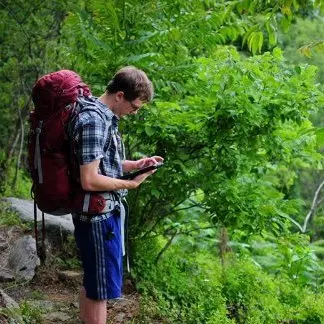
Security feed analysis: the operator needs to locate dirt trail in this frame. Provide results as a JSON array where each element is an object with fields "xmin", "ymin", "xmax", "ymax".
[{"xmin": 0, "ymin": 265, "xmax": 141, "ymax": 323}]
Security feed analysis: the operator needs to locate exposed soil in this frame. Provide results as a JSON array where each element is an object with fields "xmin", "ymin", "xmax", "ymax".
[
  {"xmin": 0, "ymin": 221, "xmax": 142, "ymax": 324},
  {"xmin": 0, "ymin": 265, "xmax": 141, "ymax": 323}
]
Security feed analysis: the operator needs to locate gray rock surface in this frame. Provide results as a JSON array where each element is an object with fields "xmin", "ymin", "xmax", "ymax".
[
  {"xmin": 28, "ymin": 300, "xmax": 55, "ymax": 312},
  {"xmin": 0, "ymin": 288, "xmax": 19, "ymax": 308},
  {"xmin": 0, "ymin": 238, "xmax": 8, "ymax": 252},
  {"xmin": 5, "ymin": 197, "xmax": 74, "ymax": 233},
  {"xmin": 8, "ymin": 235, "xmax": 40, "ymax": 281},
  {"xmin": 57, "ymin": 270, "xmax": 82, "ymax": 282},
  {"xmin": 0, "ymin": 268, "xmax": 15, "ymax": 282},
  {"xmin": 44, "ymin": 311, "xmax": 71, "ymax": 322}
]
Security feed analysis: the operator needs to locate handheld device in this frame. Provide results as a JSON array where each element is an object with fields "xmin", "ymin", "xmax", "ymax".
[{"xmin": 119, "ymin": 162, "xmax": 164, "ymax": 180}]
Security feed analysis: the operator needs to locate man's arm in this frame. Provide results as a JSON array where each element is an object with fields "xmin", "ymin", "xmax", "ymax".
[{"xmin": 80, "ymin": 159, "xmax": 154, "ymax": 191}]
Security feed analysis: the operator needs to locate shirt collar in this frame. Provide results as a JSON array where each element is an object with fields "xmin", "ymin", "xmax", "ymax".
[{"xmin": 95, "ymin": 97, "xmax": 120, "ymax": 126}]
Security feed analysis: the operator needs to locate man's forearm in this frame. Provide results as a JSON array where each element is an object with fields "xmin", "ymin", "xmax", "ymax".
[
  {"xmin": 81, "ymin": 172, "xmax": 136, "ymax": 191},
  {"xmin": 80, "ymin": 159, "xmax": 138, "ymax": 191}
]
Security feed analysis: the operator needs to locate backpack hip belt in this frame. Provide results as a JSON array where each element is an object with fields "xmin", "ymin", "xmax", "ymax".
[{"xmin": 82, "ymin": 192, "xmax": 120, "ymax": 214}]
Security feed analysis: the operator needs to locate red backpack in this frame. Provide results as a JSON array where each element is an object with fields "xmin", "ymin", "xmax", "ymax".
[
  {"xmin": 29, "ymin": 70, "xmax": 88, "ymax": 215},
  {"xmin": 29, "ymin": 69, "xmax": 110, "ymax": 215}
]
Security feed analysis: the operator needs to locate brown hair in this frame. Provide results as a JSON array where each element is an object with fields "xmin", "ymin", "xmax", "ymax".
[{"xmin": 106, "ymin": 66, "xmax": 154, "ymax": 102}]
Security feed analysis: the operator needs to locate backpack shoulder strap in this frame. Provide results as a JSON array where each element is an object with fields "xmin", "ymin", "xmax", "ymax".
[
  {"xmin": 75, "ymin": 95, "xmax": 112, "ymax": 153},
  {"xmin": 67, "ymin": 95, "xmax": 112, "ymax": 178}
]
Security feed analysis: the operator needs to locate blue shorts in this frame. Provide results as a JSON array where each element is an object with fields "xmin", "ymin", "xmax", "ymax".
[{"xmin": 73, "ymin": 210, "xmax": 123, "ymax": 300}]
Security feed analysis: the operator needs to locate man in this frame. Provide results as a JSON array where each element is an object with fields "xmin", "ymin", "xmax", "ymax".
[{"xmin": 72, "ymin": 66, "xmax": 163, "ymax": 324}]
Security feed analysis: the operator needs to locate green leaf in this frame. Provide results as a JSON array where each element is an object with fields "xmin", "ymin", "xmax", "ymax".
[
  {"xmin": 144, "ymin": 125, "xmax": 155, "ymax": 136},
  {"xmin": 266, "ymin": 21, "xmax": 277, "ymax": 47},
  {"xmin": 126, "ymin": 53, "xmax": 160, "ymax": 63},
  {"xmin": 315, "ymin": 128, "xmax": 324, "ymax": 147},
  {"xmin": 248, "ymin": 31, "xmax": 263, "ymax": 54}
]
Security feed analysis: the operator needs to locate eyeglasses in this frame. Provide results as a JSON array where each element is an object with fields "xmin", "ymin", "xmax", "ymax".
[{"xmin": 129, "ymin": 101, "xmax": 141, "ymax": 112}]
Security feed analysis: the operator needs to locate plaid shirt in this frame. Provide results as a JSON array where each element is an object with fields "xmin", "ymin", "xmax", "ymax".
[{"xmin": 72, "ymin": 96, "xmax": 127, "ymax": 197}]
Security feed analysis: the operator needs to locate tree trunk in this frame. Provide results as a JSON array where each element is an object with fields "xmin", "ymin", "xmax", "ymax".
[{"xmin": 219, "ymin": 226, "xmax": 230, "ymax": 269}]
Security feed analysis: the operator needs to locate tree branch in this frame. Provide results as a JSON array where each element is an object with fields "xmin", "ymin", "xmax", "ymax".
[
  {"xmin": 142, "ymin": 225, "xmax": 218, "ymax": 240},
  {"xmin": 302, "ymin": 180, "xmax": 324, "ymax": 233},
  {"xmin": 155, "ymin": 231, "xmax": 177, "ymax": 263},
  {"xmin": 140, "ymin": 197, "xmax": 189, "ymax": 238}
]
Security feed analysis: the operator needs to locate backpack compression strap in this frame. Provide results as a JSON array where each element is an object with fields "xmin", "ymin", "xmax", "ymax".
[
  {"xmin": 34, "ymin": 121, "xmax": 43, "ymax": 184},
  {"xmin": 34, "ymin": 200, "xmax": 46, "ymax": 263}
]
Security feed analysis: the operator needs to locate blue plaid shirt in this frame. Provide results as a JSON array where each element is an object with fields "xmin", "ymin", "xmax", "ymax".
[{"xmin": 72, "ymin": 96, "xmax": 127, "ymax": 197}]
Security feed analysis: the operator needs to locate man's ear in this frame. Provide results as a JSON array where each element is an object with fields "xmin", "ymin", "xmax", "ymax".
[{"xmin": 115, "ymin": 91, "xmax": 125, "ymax": 102}]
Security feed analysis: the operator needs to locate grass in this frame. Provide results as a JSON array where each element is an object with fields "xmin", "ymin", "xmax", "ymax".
[{"xmin": 0, "ymin": 199, "xmax": 31, "ymax": 229}]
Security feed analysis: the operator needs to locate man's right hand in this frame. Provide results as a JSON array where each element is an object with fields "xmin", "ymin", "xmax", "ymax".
[
  {"xmin": 130, "ymin": 168, "xmax": 156, "ymax": 188},
  {"xmin": 128, "ymin": 155, "xmax": 163, "ymax": 188}
]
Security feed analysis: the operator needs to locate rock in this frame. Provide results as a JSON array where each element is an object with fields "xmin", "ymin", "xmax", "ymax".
[
  {"xmin": 8, "ymin": 235, "xmax": 40, "ymax": 281},
  {"xmin": 44, "ymin": 311, "xmax": 71, "ymax": 322},
  {"xmin": 0, "ymin": 289, "xmax": 19, "ymax": 308},
  {"xmin": 4, "ymin": 197, "xmax": 74, "ymax": 250},
  {"xmin": 115, "ymin": 312, "xmax": 126, "ymax": 322},
  {"xmin": 0, "ymin": 268, "xmax": 15, "ymax": 282},
  {"xmin": 4, "ymin": 197, "xmax": 73, "ymax": 233},
  {"xmin": 28, "ymin": 300, "xmax": 55, "ymax": 312},
  {"xmin": 7, "ymin": 226, "xmax": 22, "ymax": 242},
  {"xmin": 0, "ymin": 239, "xmax": 8, "ymax": 251},
  {"xmin": 57, "ymin": 270, "xmax": 82, "ymax": 285},
  {"xmin": 0, "ymin": 289, "xmax": 23, "ymax": 323}
]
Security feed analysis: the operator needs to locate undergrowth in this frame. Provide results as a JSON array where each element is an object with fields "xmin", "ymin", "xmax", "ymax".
[{"xmin": 131, "ymin": 238, "xmax": 324, "ymax": 323}]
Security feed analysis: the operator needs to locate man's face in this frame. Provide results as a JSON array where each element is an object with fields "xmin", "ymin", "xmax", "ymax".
[{"xmin": 115, "ymin": 92, "xmax": 144, "ymax": 117}]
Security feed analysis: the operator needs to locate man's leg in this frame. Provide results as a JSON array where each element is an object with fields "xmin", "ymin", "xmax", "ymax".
[
  {"xmin": 73, "ymin": 212, "xmax": 122, "ymax": 323},
  {"xmin": 80, "ymin": 286, "xmax": 107, "ymax": 324},
  {"xmin": 79, "ymin": 286, "xmax": 86, "ymax": 322}
]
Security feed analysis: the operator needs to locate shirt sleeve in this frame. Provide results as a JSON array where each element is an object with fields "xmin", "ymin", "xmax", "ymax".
[{"xmin": 74, "ymin": 117, "xmax": 110, "ymax": 165}]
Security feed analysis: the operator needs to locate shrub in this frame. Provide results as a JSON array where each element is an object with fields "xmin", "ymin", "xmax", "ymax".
[{"xmin": 132, "ymin": 239, "xmax": 228, "ymax": 323}]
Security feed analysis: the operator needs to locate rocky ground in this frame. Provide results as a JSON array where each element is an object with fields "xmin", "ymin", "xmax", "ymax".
[
  {"xmin": 0, "ymin": 199, "xmax": 169, "ymax": 324},
  {"xmin": 0, "ymin": 262, "xmax": 141, "ymax": 323},
  {"xmin": 0, "ymin": 224, "xmax": 141, "ymax": 324}
]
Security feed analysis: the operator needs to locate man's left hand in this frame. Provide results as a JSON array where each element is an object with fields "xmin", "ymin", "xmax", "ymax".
[{"xmin": 135, "ymin": 156, "xmax": 164, "ymax": 169}]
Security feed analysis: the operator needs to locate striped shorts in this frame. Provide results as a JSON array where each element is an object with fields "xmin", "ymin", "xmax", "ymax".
[{"xmin": 72, "ymin": 209, "xmax": 123, "ymax": 300}]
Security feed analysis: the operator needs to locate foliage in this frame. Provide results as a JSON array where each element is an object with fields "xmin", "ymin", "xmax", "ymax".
[
  {"xmin": 278, "ymin": 16, "xmax": 324, "ymax": 241},
  {"xmin": 0, "ymin": 200, "xmax": 30, "ymax": 229},
  {"xmin": 125, "ymin": 47, "xmax": 324, "ymax": 245},
  {"xmin": 0, "ymin": 0, "xmax": 80, "ymax": 193},
  {"xmin": 2, "ymin": 161, "xmax": 32, "ymax": 199},
  {"xmin": 52, "ymin": 235, "xmax": 81, "ymax": 270},
  {"xmin": 0, "ymin": 300, "xmax": 43, "ymax": 324},
  {"xmin": 132, "ymin": 239, "xmax": 228, "ymax": 323},
  {"xmin": 231, "ymin": 231, "xmax": 324, "ymax": 291},
  {"xmin": 222, "ymin": 255, "xmax": 324, "ymax": 323},
  {"xmin": 133, "ymin": 239, "xmax": 324, "ymax": 323},
  {"xmin": 53, "ymin": 256, "xmax": 81, "ymax": 271},
  {"xmin": 280, "ymin": 17, "xmax": 324, "ymax": 83}
]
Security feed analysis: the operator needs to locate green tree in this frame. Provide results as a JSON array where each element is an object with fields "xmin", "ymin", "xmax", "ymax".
[
  {"xmin": 57, "ymin": 0, "xmax": 324, "ymax": 244},
  {"xmin": 0, "ymin": 0, "xmax": 79, "ymax": 194},
  {"xmin": 280, "ymin": 16, "xmax": 324, "ymax": 83}
]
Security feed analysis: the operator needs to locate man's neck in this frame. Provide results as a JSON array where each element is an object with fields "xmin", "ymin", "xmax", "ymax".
[{"xmin": 99, "ymin": 93, "xmax": 118, "ymax": 115}]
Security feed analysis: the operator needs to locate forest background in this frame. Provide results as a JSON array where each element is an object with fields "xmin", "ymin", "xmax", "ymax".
[{"xmin": 1, "ymin": 0, "xmax": 324, "ymax": 323}]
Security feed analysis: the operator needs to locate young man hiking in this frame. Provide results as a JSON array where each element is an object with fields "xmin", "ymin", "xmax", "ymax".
[{"xmin": 71, "ymin": 66, "xmax": 163, "ymax": 324}]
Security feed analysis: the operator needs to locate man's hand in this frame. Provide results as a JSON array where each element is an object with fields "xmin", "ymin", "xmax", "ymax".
[
  {"xmin": 135, "ymin": 156, "xmax": 164, "ymax": 169},
  {"xmin": 129, "ymin": 156, "xmax": 164, "ymax": 188},
  {"xmin": 122, "ymin": 156, "xmax": 164, "ymax": 172},
  {"xmin": 130, "ymin": 169, "xmax": 156, "ymax": 187}
]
